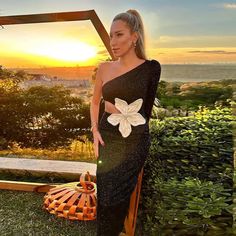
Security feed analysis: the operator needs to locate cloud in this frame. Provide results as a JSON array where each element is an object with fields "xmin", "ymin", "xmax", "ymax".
[
  {"xmin": 211, "ymin": 2, "xmax": 236, "ymax": 9},
  {"xmin": 223, "ymin": 3, "xmax": 236, "ymax": 9},
  {"xmin": 159, "ymin": 36, "xmax": 188, "ymax": 43},
  {"xmin": 188, "ymin": 50, "xmax": 236, "ymax": 55},
  {"xmin": 152, "ymin": 35, "xmax": 236, "ymax": 48}
]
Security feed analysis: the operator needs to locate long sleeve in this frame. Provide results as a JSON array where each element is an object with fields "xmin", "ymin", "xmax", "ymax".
[{"xmin": 144, "ymin": 60, "xmax": 161, "ymax": 122}]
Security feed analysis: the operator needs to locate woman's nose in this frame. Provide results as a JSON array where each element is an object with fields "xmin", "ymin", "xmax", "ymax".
[{"xmin": 110, "ymin": 37, "xmax": 117, "ymax": 47}]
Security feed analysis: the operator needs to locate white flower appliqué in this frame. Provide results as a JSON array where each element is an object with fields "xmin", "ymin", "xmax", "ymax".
[{"xmin": 107, "ymin": 98, "xmax": 146, "ymax": 138}]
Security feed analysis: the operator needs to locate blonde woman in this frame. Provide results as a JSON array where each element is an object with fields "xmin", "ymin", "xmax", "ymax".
[{"xmin": 90, "ymin": 9, "xmax": 161, "ymax": 236}]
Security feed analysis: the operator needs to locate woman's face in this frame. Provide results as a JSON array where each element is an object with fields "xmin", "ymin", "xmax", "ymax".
[{"xmin": 110, "ymin": 20, "xmax": 137, "ymax": 58}]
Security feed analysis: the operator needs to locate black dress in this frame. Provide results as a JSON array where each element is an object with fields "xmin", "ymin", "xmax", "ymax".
[{"xmin": 96, "ymin": 59, "xmax": 161, "ymax": 236}]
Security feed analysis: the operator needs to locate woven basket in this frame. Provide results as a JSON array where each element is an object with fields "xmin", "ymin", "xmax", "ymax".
[{"xmin": 43, "ymin": 171, "xmax": 97, "ymax": 221}]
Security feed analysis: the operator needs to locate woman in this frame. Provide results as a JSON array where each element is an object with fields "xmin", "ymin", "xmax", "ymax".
[{"xmin": 90, "ymin": 9, "xmax": 161, "ymax": 236}]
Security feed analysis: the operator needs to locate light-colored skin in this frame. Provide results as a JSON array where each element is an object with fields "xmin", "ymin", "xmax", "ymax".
[{"xmin": 90, "ymin": 19, "xmax": 146, "ymax": 158}]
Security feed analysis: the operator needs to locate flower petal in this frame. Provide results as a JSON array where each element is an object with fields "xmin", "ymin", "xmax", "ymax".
[
  {"xmin": 119, "ymin": 118, "xmax": 132, "ymax": 138},
  {"xmin": 114, "ymin": 98, "xmax": 128, "ymax": 114},
  {"xmin": 107, "ymin": 113, "xmax": 124, "ymax": 126},
  {"xmin": 127, "ymin": 98, "xmax": 143, "ymax": 113},
  {"xmin": 126, "ymin": 113, "xmax": 146, "ymax": 126}
]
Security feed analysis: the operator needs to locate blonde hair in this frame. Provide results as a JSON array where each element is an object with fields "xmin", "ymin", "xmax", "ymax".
[{"xmin": 113, "ymin": 9, "xmax": 147, "ymax": 60}]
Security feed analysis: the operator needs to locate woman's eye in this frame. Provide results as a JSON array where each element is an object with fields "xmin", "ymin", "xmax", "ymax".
[{"xmin": 110, "ymin": 33, "xmax": 123, "ymax": 39}]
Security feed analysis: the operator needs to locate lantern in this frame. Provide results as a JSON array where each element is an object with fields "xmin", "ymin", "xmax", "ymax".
[{"xmin": 43, "ymin": 171, "xmax": 97, "ymax": 221}]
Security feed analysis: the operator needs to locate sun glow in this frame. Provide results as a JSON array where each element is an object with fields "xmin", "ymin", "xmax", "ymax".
[{"xmin": 28, "ymin": 40, "xmax": 97, "ymax": 62}]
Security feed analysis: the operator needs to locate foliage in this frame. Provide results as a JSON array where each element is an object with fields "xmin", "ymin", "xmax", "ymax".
[
  {"xmin": 0, "ymin": 65, "xmax": 94, "ymax": 149},
  {"xmin": 157, "ymin": 79, "xmax": 234, "ymax": 109},
  {"xmin": 0, "ymin": 138, "xmax": 96, "ymax": 163},
  {"xmin": 0, "ymin": 84, "xmax": 91, "ymax": 149},
  {"xmin": 148, "ymin": 105, "xmax": 234, "ymax": 188},
  {"xmin": 143, "ymin": 177, "xmax": 232, "ymax": 235},
  {"xmin": 0, "ymin": 65, "xmax": 29, "ymax": 91},
  {"xmin": 141, "ymin": 105, "xmax": 235, "ymax": 235}
]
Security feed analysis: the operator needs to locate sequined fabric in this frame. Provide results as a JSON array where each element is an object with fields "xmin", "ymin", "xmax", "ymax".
[
  {"xmin": 97, "ymin": 129, "xmax": 151, "ymax": 206},
  {"xmin": 96, "ymin": 59, "xmax": 161, "ymax": 235}
]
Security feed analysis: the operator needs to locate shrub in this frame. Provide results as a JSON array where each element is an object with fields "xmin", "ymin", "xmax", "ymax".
[
  {"xmin": 143, "ymin": 177, "xmax": 232, "ymax": 235},
  {"xmin": 141, "ymin": 105, "xmax": 235, "ymax": 235}
]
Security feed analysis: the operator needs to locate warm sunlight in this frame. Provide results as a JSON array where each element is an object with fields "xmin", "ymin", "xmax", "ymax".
[{"xmin": 28, "ymin": 40, "xmax": 97, "ymax": 63}]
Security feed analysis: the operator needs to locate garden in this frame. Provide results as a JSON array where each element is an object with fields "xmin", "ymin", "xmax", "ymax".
[{"xmin": 0, "ymin": 66, "xmax": 235, "ymax": 235}]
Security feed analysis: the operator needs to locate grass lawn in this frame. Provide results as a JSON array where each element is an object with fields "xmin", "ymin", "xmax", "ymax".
[{"xmin": 0, "ymin": 190, "xmax": 97, "ymax": 236}]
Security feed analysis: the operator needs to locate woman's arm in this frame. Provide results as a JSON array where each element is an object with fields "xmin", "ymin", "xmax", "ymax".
[
  {"xmin": 90, "ymin": 64, "xmax": 104, "ymax": 132},
  {"xmin": 145, "ymin": 60, "xmax": 161, "ymax": 122},
  {"xmin": 90, "ymin": 63, "xmax": 106, "ymax": 158}
]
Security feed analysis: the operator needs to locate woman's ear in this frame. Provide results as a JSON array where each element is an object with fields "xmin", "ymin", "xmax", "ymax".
[{"xmin": 132, "ymin": 31, "xmax": 139, "ymax": 43}]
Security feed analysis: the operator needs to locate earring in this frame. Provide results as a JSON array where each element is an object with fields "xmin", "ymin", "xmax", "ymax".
[{"xmin": 133, "ymin": 41, "xmax": 137, "ymax": 48}]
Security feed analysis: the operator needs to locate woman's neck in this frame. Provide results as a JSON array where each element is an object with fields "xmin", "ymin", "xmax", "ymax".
[{"xmin": 117, "ymin": 51, "xmax": 144, "ymax": 68}]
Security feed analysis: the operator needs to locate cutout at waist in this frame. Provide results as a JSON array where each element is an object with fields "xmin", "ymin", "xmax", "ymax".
[{"xmin": 104, "ymin": 100, "xmax": 121, "ymax": 114}]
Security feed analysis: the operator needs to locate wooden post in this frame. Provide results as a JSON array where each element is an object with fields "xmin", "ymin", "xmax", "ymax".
[{"xmin": 124, "ymin": 167, "xmax": 144, "ymax": 236}]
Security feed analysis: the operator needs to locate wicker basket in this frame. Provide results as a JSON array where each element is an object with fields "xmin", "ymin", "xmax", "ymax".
[{"xmin": 43, "ymin": 171, "xmax": 97, "ymax": 221}]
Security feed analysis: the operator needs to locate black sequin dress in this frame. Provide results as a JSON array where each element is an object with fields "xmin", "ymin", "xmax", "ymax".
[{"xmin": 96, "ymin": 59, "xmax": 161, "ymax": 236}]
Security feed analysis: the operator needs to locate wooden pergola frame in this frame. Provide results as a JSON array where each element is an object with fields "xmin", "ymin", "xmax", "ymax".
[
  {"xmin": 0, "ymin": 10, "xmax": 116, "ymax": 60},
  {"xmin": 0, "ymin": 10, "xmax": 142, "ymax": 236}
]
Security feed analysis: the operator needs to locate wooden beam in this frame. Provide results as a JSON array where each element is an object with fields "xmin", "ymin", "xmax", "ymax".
[
  {"xmin": 0, "ymin": 10, "xmax": 116, "ymax": 60},
  {"xmin": 0, "ymin": 180, "xmax": 56, "ymax": 192},
  {"xmin": 90, "ymin": 10, "xmax": 117, "ymax": 61},
  {"xmin": 0, "ymin": 10, "xmax": 93, "ymax": 25},
  {"xmin": 0, "ymin": 157, "xmax": 96, "ymax": 191},
  {"xmin": 124, "ymin": 167, "xmax": 144, "ymax": 236}
]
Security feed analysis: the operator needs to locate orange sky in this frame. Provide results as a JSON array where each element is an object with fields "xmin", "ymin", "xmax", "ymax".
[
  {"xmin": 0, "ymin": 1, "xmax": 236, "ymax": 68},
  {"xmin": 1, "ymin": 27, "xmax": 235, "ymax": 68}
]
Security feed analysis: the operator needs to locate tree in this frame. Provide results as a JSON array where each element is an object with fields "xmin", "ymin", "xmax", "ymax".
[{"xmin": 17, "ymin": 85, "xmax": 90, "ymax": 148}]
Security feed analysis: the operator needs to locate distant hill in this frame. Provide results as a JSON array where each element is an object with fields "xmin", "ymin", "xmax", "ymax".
[{"xmin": 9, "ymin": 66, "xmax": 96, "ymax": 80}]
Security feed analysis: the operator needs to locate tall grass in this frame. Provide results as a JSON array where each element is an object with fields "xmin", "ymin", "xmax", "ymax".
[{"xmin": 0, "ymin": 138, "xmax": 96, "ymax": 163}]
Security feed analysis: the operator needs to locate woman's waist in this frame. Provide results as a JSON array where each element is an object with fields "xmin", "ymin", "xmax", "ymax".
[{"xmin": 98, "ymin": 111, "xmax": 149, "ymax": 137}]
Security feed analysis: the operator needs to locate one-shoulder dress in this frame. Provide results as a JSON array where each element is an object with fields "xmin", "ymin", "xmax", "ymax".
[{"xmin": 96, "ymin": 59, "xmax": 161, "ymax": 236}]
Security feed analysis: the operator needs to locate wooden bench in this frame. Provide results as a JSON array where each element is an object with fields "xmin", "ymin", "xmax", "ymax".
[{"xmin": 0, "ymin": 157, "xmax": 96, "ymax": 191}]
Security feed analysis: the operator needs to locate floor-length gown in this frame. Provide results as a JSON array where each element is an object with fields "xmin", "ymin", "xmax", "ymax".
[{"xmin": 96, "ymin": 59, "xmax": 161, "ymax": 236}]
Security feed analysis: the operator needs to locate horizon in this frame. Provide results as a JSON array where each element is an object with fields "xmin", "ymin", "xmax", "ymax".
[{"xmin": 6, "ymin": 62, "xmax": 236, "ymax": 70}]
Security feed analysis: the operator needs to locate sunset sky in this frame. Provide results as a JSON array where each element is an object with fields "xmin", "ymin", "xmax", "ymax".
[{"xmin": 0, "ymin": 0, "xmax": 236, "ymax": 68}]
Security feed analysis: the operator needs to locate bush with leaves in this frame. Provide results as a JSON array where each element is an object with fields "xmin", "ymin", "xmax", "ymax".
[
  {"xmin": 0, "ymin": 84, "xmax": 91, "ymax": 149},
  {"xmin": 144, "ymin": 177, "xmax": 232, "ymax": 235},
  {"xmin": 141, "ymin": 105, "xmax": 235, "ymax": 235}
]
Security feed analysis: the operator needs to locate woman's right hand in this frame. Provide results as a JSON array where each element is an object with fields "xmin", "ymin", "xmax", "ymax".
[{"xmin": 93, "ymin": 130, "xmax": 105, "ymax": 159}]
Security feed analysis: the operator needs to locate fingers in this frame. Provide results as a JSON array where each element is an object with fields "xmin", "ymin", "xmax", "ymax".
[
  {"xmin": 97, "ymin": 132, "xmax": 105, "ymax": 146},
  {"xmin": 93, "ymin": 132, "xmax": 105, "ymax": 159}
]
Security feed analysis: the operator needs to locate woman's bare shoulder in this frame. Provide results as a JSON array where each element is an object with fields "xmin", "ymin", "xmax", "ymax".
[
  {"xmin": 96, "ymin": 61, "xmax": 115, "ymax": 83},
  {"xmin": 98, "ymin": 61, "xmax": 115, "ymax": 72}
]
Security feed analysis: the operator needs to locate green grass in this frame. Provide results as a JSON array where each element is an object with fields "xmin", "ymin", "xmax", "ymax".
[{"xmin": 0, "ymin": 190, "xmax": 97, "ymax": 236}]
